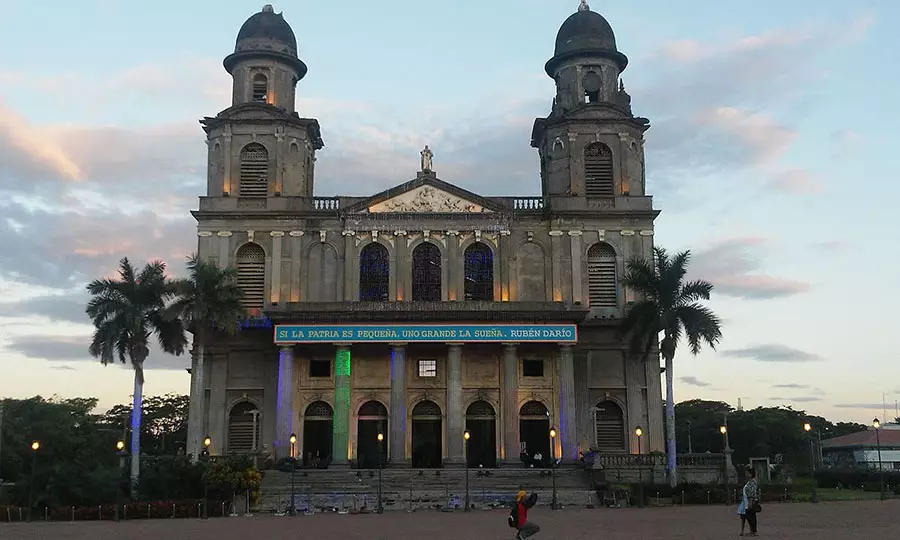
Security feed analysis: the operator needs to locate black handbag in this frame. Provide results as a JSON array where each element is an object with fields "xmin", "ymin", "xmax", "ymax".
[{"xmin": 750, "ymin": 500, "xmax": 762, "ymax": 513}]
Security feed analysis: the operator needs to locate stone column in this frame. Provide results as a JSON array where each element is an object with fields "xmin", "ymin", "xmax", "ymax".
[
  {"xmin": 217, "ymin": 231, "xmax": 232, "ymax": 267},
  {"xmin": 502, "ymin": 344, "xmax": 519, "ymax": 464},
  {"xmin": 187, "ymin": 350, "xmax": 204, "ymax": 460},
  {"xmin": 569, "ymin": 231, "xmax": 584, "ymax": 304},
  {"xmin": 389, "ymin": 344, "xmax": 408, "ymax": 464},
  {"xmin": 446, "ymin": 344, "xmax": 464, "ymax": 465},
  {"xmin": 574, "ymin": 350, "xmax": 591, "ymax": 453},
  {"xmin": 549, "ymin": 231, "xmax": 564, "ymax": 301},
  {"xmin": 625, "ymin": 351, "xmax": 644, "ymax": 453},
  {"xmin": 208, "ymin": 354, "xmax": 227, "ymax": 455},
  {"xmin": 447, "ymin": 231, "xmax": 460, "ymax": 300},
  {"xmin": 223, "ymin": 132, "xmax": 233, "ymax": 195},
  {"xmin": 558, "ymin": 344, "xmax": 578, "ymax": 462},
  {"xmin": 332, "ymin": 345, "xmax": 352, "ymax": 466},
  {"xmin": 274, "ymin": 345, "xmax": 295, "ymax": 460},
  {"xmin": 270, "ymin": 231, "xmax": 283, "ymax": 304},
  {"xmin": 343, "ymin": 231, "xmax": 355, "ymax": 301},
  {"xmin": 645, "ymin": 351, "xmax": 665, "ymax": 453}
]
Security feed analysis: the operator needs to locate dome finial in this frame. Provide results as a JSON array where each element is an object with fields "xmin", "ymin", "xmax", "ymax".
[
  {"xmin": 578, "ymin": 0, "xmax": 590, "ymax": 12},
  {"xmin": 262, "ymin": 4, "xmax": 274, "ymax": 13}
]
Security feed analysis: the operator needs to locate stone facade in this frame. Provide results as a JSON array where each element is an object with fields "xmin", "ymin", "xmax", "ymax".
[{"xmin": 187, "ymin": 4, "xmax": 664, "ymax": 468}]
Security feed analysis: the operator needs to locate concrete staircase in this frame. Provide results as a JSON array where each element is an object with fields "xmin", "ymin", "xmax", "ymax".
[{"xmin": 259, "ymin": 467, "xmax": 596, "ymax": 513}]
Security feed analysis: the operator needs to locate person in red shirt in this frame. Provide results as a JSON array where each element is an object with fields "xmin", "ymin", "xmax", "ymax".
[{"xmin": 513, "ymin": 490, "xmax": 539, "ymax": 539}]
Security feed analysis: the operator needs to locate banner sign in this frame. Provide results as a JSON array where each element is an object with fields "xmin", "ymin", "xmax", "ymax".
[{"xmin": 274, "ymin": 324, "xmax": 578, "ymax": 344}]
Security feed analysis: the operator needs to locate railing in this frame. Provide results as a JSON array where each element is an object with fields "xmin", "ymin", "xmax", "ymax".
[
  {"xmin": 677, "ymin": 453, "xmax": 727, "ymax": 468},
  {"xmin": 513, "ymin": 197, "xmax": 544, "ymax": 211},
  {"xmin": 313, "ymin": 197, "xmax": 340, "ymax": 210},
  {"xmin": 594, "ymin": 454, "xmax": 666, "ymax": 469}
]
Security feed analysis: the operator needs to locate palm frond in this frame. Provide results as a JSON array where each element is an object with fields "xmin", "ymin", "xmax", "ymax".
[
  {"xmin": 678, "ymin": 280, "xmax": 713, "ymax": 304},
  {"xmin": 676, "ymin": 304, "xmax": 723, "ymax": 355}
]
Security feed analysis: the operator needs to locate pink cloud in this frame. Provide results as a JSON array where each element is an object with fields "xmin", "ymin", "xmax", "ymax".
[
  {"xmin": 0, "ymin": 102, "xmax": 83, "ymax": 182},
  {"xmin": 693, "ymin": 107, "xmax": 797, "ymax": 163},
  {"xmin": 768, "ymin": 168, "xmax": 824, "ymax": 194}
]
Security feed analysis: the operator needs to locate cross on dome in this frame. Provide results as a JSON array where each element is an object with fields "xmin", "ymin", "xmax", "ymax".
[{"xmin": 579, "ymin": 0, "xmax": 590, "ymax": 11}]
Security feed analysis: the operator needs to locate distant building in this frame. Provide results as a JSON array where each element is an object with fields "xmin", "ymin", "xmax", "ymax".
[{"xmin": 822, "ymin": 424, "xmax": 900, "ymax": 471}]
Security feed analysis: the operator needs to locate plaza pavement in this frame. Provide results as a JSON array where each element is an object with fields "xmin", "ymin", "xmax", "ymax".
[{"xmin": 3, "ymin": 500, "xmax": 898, "ymax": 540}]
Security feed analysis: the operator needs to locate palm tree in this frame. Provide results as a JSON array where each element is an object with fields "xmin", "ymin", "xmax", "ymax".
[
  {"xmin": 620, "ymin": 247, "xmax": 723, "ymax": 487},
  {"xmin": 86, "ymin": 258, "xmax": 187, "ymax": 495},
  {"xmin": 168, "ymin": 254, "xmax": 245, "ymax": 460}
]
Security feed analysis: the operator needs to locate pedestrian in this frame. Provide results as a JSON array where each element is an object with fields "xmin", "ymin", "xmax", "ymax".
[
  {"xmin": 742, "ymin": 466, "xmax": 761, "ymax": 536},
  {"xmin": 736, "ymin": 478, "xmax": 748, "ymax": 536},
  {"xmin": 507, "ymin": 490, "xmax": 539, "ymax": 540}
]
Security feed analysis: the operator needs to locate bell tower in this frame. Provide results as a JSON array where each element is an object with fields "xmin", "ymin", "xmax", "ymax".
[
  {"xmin": 532, "ymin": 1, "xmax": 649, "ymax": 203},
  {"xmin": 202, "ymin": 4, "xmax": 324, "ymax": 199}
]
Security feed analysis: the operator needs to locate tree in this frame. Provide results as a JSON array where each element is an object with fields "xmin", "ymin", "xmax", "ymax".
[
  {"xmin": 620, "ymin": 247, "xmax": 723, "ymax": 487},
  {"xmin": 168, "ymin": 254, "xmax": 245, "ymax": 459},
  {"xmin": 85, "ymin": 258, "xmax": 187, "ymax": 496},
  {"xmin": 100, "ymin": 394, "xmax": 191, "ymax": 456}
]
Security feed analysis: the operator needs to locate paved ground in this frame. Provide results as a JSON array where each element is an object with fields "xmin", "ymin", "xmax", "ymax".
[{"xmin": 4, "ymin": 500, "xmax": 898, "ymax": 540}]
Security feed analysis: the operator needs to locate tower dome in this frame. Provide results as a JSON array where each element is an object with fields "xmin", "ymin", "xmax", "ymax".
[
  {"xmin": 545, "ymin": 1, "xmax": 628, "ymax": 76},
  {"xmin": 224, "ymin": 5, "xmax": 307, "ymax": 79}
]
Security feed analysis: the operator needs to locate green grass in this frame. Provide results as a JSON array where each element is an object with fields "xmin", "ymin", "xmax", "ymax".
[{"xmin": 791, "ymin": 488, "xmax": 890, "ymax": 502}]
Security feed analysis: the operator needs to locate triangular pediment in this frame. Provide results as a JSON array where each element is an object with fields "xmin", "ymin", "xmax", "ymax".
[
  {"xmin": 368, "ymin": 184, "xmax": 492, "ymax": 213},
  {"xmin": 348, "ymin": 175, "xmax": 503, "ymax": 214}
]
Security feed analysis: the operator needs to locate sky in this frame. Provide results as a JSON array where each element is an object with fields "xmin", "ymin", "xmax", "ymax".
[{"xmin": 0, "ymin": 0, "xmax": 898, "ymax": 425}]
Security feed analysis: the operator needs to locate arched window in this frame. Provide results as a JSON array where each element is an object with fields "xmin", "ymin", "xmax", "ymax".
[
  {"xmin": 236, "ymin": 243, "xmax": 265, "ymax": 310},
  {"xmin": 359, "ymin": 400, "xmax": 388, "ymax": 418},
  {"xmin": 412, "ymin": 242, "xmax": 441, "ymax": 301},
  {"xmin": 519, "ymin": 400, "xmax": 549, "ymax": 418},
  {"xmin": 412, "ymin": 400, "xmax": 442, "ymax": 419},
  {"xmin": 594, "ymin": 400, "xmax": 626, "ymax": 453},
  {"xmin": 227, "ymin": 402, "xmax": 260, "ymax": 453},
  {"xmin": 466, "ymin": 400, "xmax": 496, "ymax": 419},
  {"xmin": 464, "ymin": 242, "xmax": 493, "ymax": 301},
  {"xmin": 252, "ymin": 74, "xmax": 268, "ymax": 103},
  {"xmin": 305, "ymin": 401, "xmax": 334, "ymax": 419},
  {"xmin": 587, "ymin": 242, "xmax": 617, "ymax": 308},
  {"xmin": 584, "ymin": 143, "xmax": 614, "ymax": 198},
  {"xmin": 239, "ymin": 143, "xmax": 269, "ymax": 197},
  {"xmin": 359, "ymin": 243, "xmax": 389, "ymax": 301}
]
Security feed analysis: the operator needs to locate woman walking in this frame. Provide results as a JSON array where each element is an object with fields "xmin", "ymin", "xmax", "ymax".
[
  {"xmin": 737, "ymin": 476, "xmax": 748, "ymax": 536},
  {"xmin": 742, "ymin": 466, "xmax": 761, "ymax": 536}
]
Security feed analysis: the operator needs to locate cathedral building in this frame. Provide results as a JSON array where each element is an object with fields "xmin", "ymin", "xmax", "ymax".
[{"xmin": 187, "ymin": 2, "xmax": 664, "ymax": 469}]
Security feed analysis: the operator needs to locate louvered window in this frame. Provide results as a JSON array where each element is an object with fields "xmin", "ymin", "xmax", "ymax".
[
  {"xmin": 239, "ymin": 143, "xmax": 269, "ymax": 197},
  {"xmin": 594, "ymin": 400, "xmax": 625, "ymax": 453},
  {"xmin": 587, "ymin": 243, "xmax": 617, "ymax": 308},
  {"xmin": 251, "ymin": 74, "xmax": 268, "ymax": 103},
  {"xmin": 584, "ymin": 143, "xmax": 614, "ymax": 198},
  {"xmin": 227, "ymin": 402, "xmax": 260, "ymax": 453},
  {"xmin": 236, "ymin": 243, "xmax": 265, "ymax": 310}
]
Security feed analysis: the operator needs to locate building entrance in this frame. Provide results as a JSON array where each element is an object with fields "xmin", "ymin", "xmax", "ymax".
[
  {"xmin": 465, "ymin": 400, "xmax": 497, "ymax": 468},
  {"xmin": 411, "ymin": 400, "xmax": 443, "ymax": 468},
  {"xmin": 519, "ymin": 400, "xmax": 551, "ymax": 467},
  {"xmin": 302, "ymin": 401, "xmax": 333, "ymax": 467},
  {"xmin": 357, "ymin": 401, "xmax": 388, "ymax": 469}
]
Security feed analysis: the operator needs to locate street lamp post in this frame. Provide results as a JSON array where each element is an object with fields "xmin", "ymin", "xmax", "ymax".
[
  {"xmin": 115, "ymin": 440, "xmax": 126, "ymax": 521},
  {"xmin": 27, "ymin": 441, "xmax": 39, "ymax": 522},
  {"xmin": 803, "ymin": 422, "xmax": 818, "ymax": 503},
  {"xmin": 720, "ymin": 425, "xmax": 730, "ymax": 505},
  {"xmin": 635, "ymin": 426, "xmax": 644, "ymax": 508},
  {"xmin": 376, "ymin": 433, "xmax": 384, "ymax": 514},
  {"xmin": 463, "ymin": 430, "xmax": 471, "ymax": 512},
  {"xmin": 289, "ymin": 433, "xmax": 297, "ymax": 515},
  {"xmin": 549, "ymin": 427, "xmax": 558, "ymax": 510},
  {"xmin": 873, "ymin": 419, "xmax": 885, "ymax": 501},
  {"xmin": 201, "ymin": 436, "xmax": 211, "ymax": 519}
]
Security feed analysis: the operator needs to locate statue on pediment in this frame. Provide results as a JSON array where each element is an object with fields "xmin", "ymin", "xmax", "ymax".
[{"xmin": 420, "ymin": 145, "xmax": 434, "ymax": 172}]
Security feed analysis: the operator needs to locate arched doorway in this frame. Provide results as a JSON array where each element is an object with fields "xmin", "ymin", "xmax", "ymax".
[
  {"xmin": 227, "ymin": 402, "xmax": 260, "ymax": 454},
  {"xmin": 465, "ymin": 400, "xmax": 496, "ymax": 468},
  {"xmin": 302, "ymin": 401, "xmax": 333, "ymax": 467},
  {"xmin": 594, "ymin": 400, "xmax": 626, "ymax": 453},
  {"xmin": 519, "ymin": 401, "xmax": 551, "ymax": 467},
  {"xmin": 411, "ymin": 400, "xmax": 443, "ymax": 468},
  {"xmin": 357, "ymin": 400, "xmax": 388, "ymax": 469}
]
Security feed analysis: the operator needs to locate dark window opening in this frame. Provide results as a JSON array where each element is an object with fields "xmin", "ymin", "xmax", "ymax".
[
  {"xmin": 464, "ymin": 242, "xmax": 493, "ymax": 301},
  {"xmin": 523, "ymin": 359, "xmax": 544, "ymax": 378},
  {"xmin": 239, "ymin": 143, "xmax": 269, "ymax": 197},
  {"xmin": 412, "ymin": 242, "xmax": 441, "ymax": 301},
  {"xmin": 359, "ymin": 243, "xmax": 390, "ymax": 301},
  {"xmin": 587, "ymin": 242, "xmax": 617, "ymax": 308},
  {"xmin": 309, "ymin": 359, "xmax": 331, "ymax": 378}
]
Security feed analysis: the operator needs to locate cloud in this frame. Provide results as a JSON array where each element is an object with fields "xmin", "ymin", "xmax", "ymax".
[
  {"xmin": 0, "ymin": 292, "xmax": 89, "ymax": 324},
  {"xmin": 0, "ymin": 201, "xmax": 194, "ymax": 288},
  {"xmin": 772, "ymin": 383, "xmax": 811, "ymax": 390},
  {"xmin": 768, "ymin": 396, "xmax": 822, "ymax": 403},
  {"xmin": 811, "ymin": 240, "xmax": 850, "ymax": 252},
  {"xmin": 722, "ymin": 344, "xmax": 823, "ymax": 363},
  {"xmin": 691, "ymin": 238, "xmax": 811, "ymax": 299},
  {"xmin": 50, "ymin": 365, "xmax": 77, "ymax": 371},
  {"xmin": 833, "ymin": 403, "xmax": 894, "ymax": 410},
  {"xmin": 5, "ymin": 335, "xmax": 189, "ymax": 371},
  {"xmin": 680, "ymin": 376, "xmax": 713, "ymax": 388},
  {"xmin": 767, "ymin": 168, "xmax": 824, "ymax": 195},
  {"xmin": 0, "ymin": 103, "xmax": 83, "ymax": 184}
]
